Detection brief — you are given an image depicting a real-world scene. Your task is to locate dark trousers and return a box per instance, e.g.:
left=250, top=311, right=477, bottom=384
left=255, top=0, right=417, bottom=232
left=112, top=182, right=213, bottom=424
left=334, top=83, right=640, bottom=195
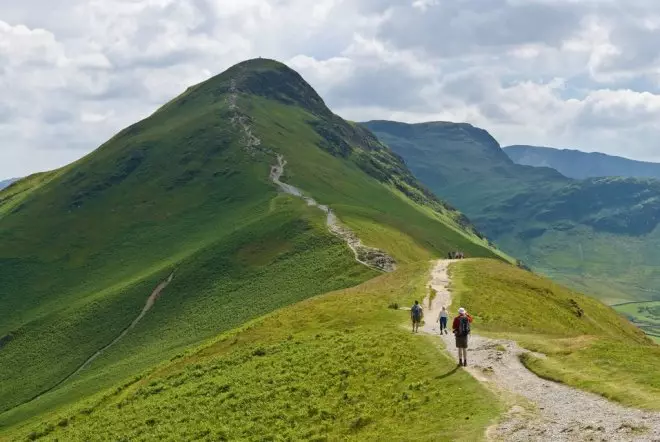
left=440, top=317, right=448, bottom=331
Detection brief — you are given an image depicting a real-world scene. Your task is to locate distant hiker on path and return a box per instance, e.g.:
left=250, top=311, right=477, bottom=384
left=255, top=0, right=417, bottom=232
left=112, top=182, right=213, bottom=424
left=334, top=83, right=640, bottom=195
left=452, top=307, right=473, bottom=366
left=411, top=300, right=424, bottom=333
left=438, top=306, right=449, bottom=335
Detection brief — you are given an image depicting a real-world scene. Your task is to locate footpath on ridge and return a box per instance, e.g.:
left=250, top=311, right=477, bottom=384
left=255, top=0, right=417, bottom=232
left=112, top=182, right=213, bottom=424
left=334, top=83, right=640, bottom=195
left=424, top=260, right=660, bottom=442
left=269, top=155, right=395, bottom=272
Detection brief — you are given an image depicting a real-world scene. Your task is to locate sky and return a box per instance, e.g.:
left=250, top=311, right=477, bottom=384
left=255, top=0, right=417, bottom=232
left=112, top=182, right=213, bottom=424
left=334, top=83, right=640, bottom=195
left=2, top=0, right=660, bottom=178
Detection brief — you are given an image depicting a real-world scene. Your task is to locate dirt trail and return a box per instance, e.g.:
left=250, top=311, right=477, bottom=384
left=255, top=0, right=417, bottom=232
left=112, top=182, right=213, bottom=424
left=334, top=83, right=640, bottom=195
left=270, top=154, right=396, bottom=272
left=226, top=73, right=394, bottom=272
left=424, top=260, right=660, bottom=442
left=31, top=272, right=176, bottom=401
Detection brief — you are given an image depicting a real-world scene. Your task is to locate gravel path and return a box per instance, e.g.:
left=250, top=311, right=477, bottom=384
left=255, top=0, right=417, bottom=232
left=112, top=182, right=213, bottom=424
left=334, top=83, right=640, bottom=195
left=424, top=260, right=660, bottom=442
left=270, top=154, right=395, bottom=272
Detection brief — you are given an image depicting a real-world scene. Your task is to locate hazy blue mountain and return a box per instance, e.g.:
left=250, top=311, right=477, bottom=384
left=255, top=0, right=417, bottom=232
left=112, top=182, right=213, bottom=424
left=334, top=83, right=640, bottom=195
left=0, top=178, right=17, bottom=190
left=505, top=145, right=660, bottom=180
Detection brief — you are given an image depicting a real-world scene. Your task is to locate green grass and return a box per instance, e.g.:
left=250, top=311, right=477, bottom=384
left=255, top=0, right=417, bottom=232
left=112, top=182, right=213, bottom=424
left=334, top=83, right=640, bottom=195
left=614, top=301, right=660, bottom=340
left=0, top=59, right=500, bottom=431
left=4, top=263, right=503, bottom=441
left=450, top=259, right=660, bottom=409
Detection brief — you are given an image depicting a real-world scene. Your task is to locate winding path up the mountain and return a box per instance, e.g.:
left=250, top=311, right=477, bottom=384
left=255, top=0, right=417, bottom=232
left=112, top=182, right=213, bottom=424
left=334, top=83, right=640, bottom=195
left=24, top=272, right=176, bottom=405
left=424, top=260, right=660, bottom=442
left=227, top=74, right=394, bottom=272
left=270, top=155, right=396, bottom=272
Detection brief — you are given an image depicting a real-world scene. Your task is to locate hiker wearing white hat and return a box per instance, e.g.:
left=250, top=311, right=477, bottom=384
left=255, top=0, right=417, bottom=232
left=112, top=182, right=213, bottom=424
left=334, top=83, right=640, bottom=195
left=452, top=307, right=473, bottom=367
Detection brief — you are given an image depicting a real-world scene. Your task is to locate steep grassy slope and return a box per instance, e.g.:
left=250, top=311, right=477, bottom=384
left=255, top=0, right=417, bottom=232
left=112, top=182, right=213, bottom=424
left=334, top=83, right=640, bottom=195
left=4, top=263, right=503, bottom=442
left=0, top=60, right=500, bottom=427
left=451, top=259, right=660, bottom=409
left=506, top=145, right=660, bottom=180
left=364, top=120, right=660, bottom=305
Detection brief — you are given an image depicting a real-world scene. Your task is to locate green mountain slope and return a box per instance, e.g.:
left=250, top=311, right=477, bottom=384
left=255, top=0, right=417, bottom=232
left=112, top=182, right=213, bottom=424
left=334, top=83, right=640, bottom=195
left=6, top=263, right=504, bottom=441
left=364, top=120, right=660, bottom=305
left=0, top=60, right=500, bottom=427
left=7, top=258, right=658, bottom=441
left=506, top=145, right=660, bottom=180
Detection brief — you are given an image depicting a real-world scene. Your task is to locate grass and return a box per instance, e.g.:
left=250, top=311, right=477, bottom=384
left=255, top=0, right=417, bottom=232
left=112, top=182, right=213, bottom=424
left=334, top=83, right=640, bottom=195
left=0, top=59, right=501, bottom=431
left=450, top=259, right=660, bottom=410
left=4, top=263, right=503, bottom=441
left=614, top=301, right=660, bottom=340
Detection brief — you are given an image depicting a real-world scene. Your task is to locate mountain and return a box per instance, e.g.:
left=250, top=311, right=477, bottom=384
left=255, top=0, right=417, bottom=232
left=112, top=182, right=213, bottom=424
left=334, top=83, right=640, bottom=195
left=0, top=178, right=17, bottom=190
left=364, top=120, right=660, bottom=305
left=505, top=145, right=660, bottom=180
left=0, top=59, right=501, bottom=428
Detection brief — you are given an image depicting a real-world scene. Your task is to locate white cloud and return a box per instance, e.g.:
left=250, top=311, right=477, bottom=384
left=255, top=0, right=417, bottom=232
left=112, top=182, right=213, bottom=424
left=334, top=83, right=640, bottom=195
left=4, top=0, right=660, bottom=177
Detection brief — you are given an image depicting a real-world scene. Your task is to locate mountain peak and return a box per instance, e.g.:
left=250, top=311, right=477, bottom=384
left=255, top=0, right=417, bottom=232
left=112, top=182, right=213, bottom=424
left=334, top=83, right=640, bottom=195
left=192, top=58, right=330, bottom=117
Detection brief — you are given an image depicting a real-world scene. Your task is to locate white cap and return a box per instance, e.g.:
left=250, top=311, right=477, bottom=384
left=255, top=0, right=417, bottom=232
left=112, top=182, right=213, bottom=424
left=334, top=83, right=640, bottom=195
left=458, top=307, right=466, bottom=314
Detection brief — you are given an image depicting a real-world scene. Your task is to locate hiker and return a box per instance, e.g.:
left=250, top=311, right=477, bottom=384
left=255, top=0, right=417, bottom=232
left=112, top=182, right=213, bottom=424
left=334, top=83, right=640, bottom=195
left=411, top=300, right=424, bottom=333
left=452, top=307, right=473, bottom=366
left=438, top=306, right=449, bottom=335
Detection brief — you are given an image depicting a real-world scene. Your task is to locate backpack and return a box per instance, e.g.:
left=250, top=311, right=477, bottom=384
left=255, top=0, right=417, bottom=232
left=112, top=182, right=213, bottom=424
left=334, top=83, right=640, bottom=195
left=412, top=304, right=422, bottom=320
left=457, top=315, right=470, bottom=337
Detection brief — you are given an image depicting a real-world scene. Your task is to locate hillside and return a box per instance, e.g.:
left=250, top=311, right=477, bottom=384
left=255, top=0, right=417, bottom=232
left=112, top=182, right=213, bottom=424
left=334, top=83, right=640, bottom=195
left=364, top=120, right=660, bottom=306
left=6, top=259, right=659, bottom=440
left=506, top=145, right=660, bottom=180
left=0, top=59, right=501, bottom=431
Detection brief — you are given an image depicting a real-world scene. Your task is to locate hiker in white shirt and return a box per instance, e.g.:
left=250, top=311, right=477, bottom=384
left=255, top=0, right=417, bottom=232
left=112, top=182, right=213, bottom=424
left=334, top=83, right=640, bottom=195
left=438, top=306, right=449, bottom=335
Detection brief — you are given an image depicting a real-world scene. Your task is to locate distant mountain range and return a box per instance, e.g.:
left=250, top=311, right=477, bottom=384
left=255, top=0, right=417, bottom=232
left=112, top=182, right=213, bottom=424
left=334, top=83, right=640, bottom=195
left=0, top=178, right=17, bottom=190
left=364, top=120, right=660, bottom=305
left=505, top=145, right=660, bottom=180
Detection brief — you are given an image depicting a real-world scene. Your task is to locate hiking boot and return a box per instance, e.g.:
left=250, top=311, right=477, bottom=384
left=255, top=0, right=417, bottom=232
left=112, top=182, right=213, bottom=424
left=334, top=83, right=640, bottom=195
left=463, top=360, right=468, bottom=367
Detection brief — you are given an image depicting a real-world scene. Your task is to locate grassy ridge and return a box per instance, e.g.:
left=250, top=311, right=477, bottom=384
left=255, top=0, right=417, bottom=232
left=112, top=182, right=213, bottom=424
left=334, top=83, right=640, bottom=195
left=450, top=259, right=660, bottom=409
left=4, top=263, right=502, bottom=442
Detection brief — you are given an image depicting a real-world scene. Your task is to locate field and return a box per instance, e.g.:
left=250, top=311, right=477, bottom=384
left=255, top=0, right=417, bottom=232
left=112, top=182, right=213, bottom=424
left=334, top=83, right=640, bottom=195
left=450, top=259, right=660, bottom=410
left=3, top=263, right=503, bottom=441
left=614, top=301, right=660, bottom=342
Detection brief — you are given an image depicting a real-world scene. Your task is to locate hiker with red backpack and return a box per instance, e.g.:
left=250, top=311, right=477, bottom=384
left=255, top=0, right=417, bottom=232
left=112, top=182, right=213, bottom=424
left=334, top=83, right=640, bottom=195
left=452, top=307, right=473, bottom=366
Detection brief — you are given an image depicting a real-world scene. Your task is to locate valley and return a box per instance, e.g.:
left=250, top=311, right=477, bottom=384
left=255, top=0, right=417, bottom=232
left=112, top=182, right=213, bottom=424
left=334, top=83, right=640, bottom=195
left=365, top=120, right=660, bottom=306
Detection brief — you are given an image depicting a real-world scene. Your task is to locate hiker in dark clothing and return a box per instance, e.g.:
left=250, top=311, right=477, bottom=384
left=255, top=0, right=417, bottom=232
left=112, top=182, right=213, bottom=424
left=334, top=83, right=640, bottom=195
left=452, top=307, right=473, bottom=366
left=411, top=300, right=423, bottom=333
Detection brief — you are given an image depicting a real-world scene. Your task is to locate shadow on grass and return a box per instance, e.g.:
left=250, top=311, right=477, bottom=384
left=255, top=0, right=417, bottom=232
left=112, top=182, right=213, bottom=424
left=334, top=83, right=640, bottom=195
left=435, top=366, right=460, bottom=380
